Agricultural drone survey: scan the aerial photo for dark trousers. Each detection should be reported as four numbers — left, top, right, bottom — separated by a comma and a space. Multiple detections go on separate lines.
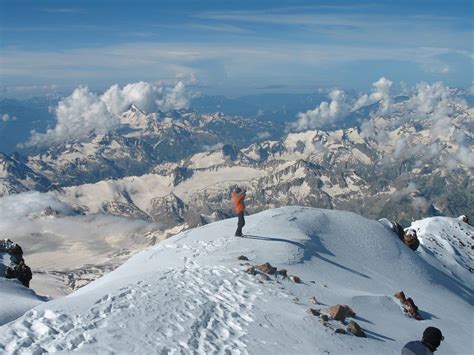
235, 212, 245, 236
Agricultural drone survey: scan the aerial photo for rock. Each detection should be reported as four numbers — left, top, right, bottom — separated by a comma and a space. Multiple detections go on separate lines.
404, 229, 420, 251
256, 262, 277, 275
289, 275, 301, 283
310, 296, 318, 304
260, 273, 271, 281
237, 255, 249, 261
325, 304, 356, 321
394, 291, 406, 302
320, 314, 329, 322
458, 215, 469, 224
394, 291, 422, 320
245, 266, 257, 275
347, 320, 366, 337
306, 308, 321, 316
1, 239, 32, 288
277, 269, 288, 277
335, 328, 347, 335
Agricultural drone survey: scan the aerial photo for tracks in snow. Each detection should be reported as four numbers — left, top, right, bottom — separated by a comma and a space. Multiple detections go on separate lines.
0, 237, 264, 354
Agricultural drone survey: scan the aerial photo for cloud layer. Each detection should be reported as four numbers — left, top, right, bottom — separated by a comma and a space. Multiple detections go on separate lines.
294, 77, 473, 169
24, 81, 190, 146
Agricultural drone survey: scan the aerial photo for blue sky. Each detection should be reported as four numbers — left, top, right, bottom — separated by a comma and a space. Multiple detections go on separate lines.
0, 0, 472, 97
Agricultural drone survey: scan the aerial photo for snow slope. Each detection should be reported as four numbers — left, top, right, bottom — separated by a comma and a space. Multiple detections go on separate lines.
0, 279, 47, 326
409, 216, 473, 285
0, 207, 472, 354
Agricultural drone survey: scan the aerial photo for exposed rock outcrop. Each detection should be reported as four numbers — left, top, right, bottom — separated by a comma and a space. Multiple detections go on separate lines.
0, 239, 33, 288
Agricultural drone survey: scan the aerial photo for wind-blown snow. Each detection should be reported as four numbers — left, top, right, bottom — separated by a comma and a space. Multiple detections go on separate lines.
0, 207, 471, 354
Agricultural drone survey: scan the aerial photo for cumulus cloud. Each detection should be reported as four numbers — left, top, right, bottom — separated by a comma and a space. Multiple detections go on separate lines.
293, 89, 350, 130
26, 86, 117, 147
293, 77, 395, 131
1, 113, 17, 122
352, 77, 393, 114
23, 81, 190, 146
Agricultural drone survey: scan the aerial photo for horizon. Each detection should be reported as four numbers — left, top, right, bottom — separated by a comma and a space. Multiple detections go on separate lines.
1, 0, 472, 98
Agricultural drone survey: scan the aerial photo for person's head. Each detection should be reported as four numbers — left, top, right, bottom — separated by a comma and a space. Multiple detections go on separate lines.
234, 187, 242, 194
422, 327, 443, 351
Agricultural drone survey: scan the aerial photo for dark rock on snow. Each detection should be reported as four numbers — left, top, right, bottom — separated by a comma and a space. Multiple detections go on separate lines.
347, 320, 366, 337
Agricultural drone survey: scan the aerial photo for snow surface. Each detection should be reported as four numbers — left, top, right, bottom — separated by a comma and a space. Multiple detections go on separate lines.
0, 278, 47, 326
0, 207, 471, 354
409, 216, 473, 286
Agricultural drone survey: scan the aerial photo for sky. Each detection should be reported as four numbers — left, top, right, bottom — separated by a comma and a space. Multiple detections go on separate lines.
0, 0, 472, 97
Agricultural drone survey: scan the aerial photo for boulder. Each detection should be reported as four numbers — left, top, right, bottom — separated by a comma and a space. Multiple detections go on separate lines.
394, 291, 406, 302
306, 308, 321, 316
256, 262, 277, 275
289, 275, 301, 283
277, 269, 288, 277
320, 314, 329, 322
335, 328, 347, 335
237, 255, 249, 261
310, 296, 318, 304
394, 291, 422, 320
325, 304, 356, 321
347, 320, 366, 337
404, 229, 420, 251
245, 266, 257, 275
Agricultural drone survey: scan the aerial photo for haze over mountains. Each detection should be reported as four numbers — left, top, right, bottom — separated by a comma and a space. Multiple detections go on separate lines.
0, 77, 472, 298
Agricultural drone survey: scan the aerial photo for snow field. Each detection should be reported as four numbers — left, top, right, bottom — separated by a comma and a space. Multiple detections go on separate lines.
0, 207, 472, 354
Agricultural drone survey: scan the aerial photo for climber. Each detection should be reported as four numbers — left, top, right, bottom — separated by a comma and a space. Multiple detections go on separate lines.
402, 326, 444, 354
231, 187, 246, 237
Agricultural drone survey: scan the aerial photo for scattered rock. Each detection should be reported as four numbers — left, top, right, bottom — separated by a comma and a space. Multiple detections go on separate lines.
325, 304, 356, 321
347, 320, 366, 337
256, 262, 277, 275
289, 275, 301, 283
394, 291, 422, 320
307, 308, 321, 316
237, 255, 249, 261
245, 266, 257, 275
310, 296, 318, 304
335, 328, 347, 335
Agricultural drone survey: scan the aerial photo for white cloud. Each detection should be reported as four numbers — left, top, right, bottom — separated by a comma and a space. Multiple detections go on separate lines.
23, 81, 190, 146
156, 81, 190, 111
26, 86, 118, 147
352, 77, 393, 114
1, 113, 17, 122
293, 89, 350, 130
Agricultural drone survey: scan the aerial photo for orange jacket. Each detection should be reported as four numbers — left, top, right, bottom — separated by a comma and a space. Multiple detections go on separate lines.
231, 191, 246, 214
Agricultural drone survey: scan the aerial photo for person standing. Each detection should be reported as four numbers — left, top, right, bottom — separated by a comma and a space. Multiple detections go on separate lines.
232, 187, 246, 237
402, 327, 444, 354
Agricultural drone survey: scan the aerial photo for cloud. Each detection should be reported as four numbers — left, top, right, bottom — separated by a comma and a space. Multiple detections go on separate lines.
293, 77, 394, 131
293, 89, 350, 130
25, 86, 118, 147
352, 77, 393, 113
23, 81, 190, 147
0, 191, 158, 261
1, 113, 17, 122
